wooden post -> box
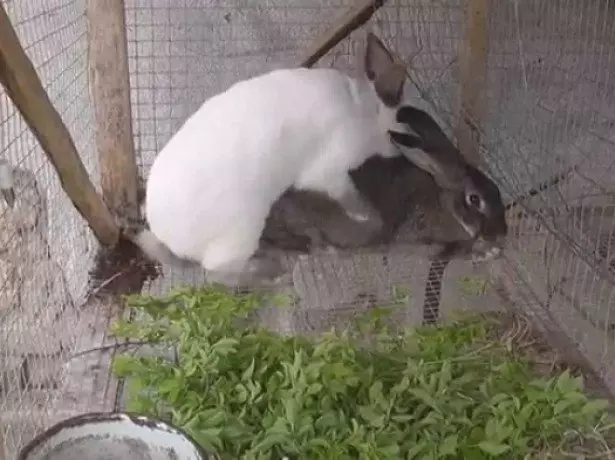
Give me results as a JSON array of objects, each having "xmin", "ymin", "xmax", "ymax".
[
  {"xmin": 0, "ymin": 2, "xmax": 119, "ymax": 246},
  {"xmin": 298, "ymin": 0, "xmax": 388, "ymax": 68},
  {"xmin": 456, "ymin": 0, "xmax": 490, "ymax": 166},
  {"xmin": 87, "ymin": 0, "xmax": 139, "ymax": 219}
]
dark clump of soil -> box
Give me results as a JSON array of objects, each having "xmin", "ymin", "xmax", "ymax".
[
  {"xmin": 88, "ymin": 235, "xmax": 160, "ymax": 298},
  {"xmin": 88, "ymin": 180, "xmax": 161, "ymax": 298}
]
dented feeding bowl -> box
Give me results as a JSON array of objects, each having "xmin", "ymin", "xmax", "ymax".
[{"xmin": 17, "ymin": 412, "xmax": 210, "ymax": 460}]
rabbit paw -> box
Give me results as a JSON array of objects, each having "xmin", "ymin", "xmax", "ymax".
[
  {"xmin": 343, "ymin": 209, "xmax": 384, "ymax": 240},
  {"xmin": 345, "ymin": 205, "xmax": 383, "ymax": 227},
  {"xmin": 471, "ymin": 246, "xmax": 501, "ymax": 264}
]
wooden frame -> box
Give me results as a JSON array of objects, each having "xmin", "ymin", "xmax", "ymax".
[
  {"xmin": 456, "ymin": 0, "xmax": 490, "ymax": 166},
  {"xmin": 87, "ymin": 0, "xmax": 140, "ymax": 220},
  {"xmin": 0, "ymin": 2, "xmax": 119, "ymax": 246}
]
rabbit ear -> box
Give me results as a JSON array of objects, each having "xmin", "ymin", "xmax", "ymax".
[
  {"xmin": 388, "ymin": 131, "xmax": 457, "ymax": 188},
  {"xmin": 396, "ymin": 105, "xmax": 457, "ymax": 151},
  {"xmin": 396, "ymin": 105, "xmax": 457, "ymax": 150},
  {"xmin": 392, "ymin": 106, "xmax": 471, "ymax": 189},
  {"xmin": 364, "ymin": 33, "xmax": 406, "ymax": 107},
  {"xmin": 387, "ymin": 131, "xmax": 423, "ymax": 149},
  {"xmin": 396, "ymin": 106, "xmax": 457, "ymax": 151}
]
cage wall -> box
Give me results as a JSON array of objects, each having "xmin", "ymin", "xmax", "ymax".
[
  {"xmin": 0, "ymin": 0, "xmax": 116, "ymax": 456},
  {"xmin": 482, "ymin": 0, "xmax": 615, "ymax": 395}
]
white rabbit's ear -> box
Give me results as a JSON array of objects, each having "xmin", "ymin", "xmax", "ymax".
[{"xmin": 365, "ymin": 33, "xmax": 406, "ymax": 107}]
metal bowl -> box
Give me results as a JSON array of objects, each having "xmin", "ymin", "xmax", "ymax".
[{"xmin": 17, "ymin": 412, "xmax": 210, "ymax": 460}]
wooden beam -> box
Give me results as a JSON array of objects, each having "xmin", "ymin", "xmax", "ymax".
[
  {"xmin": 298, "ymin": 0, "xmax": 388, "ymax": 68},
  {"xmin": 87, "ymin": 0, "xmax": 139, "ymax": 219},
  {"xmin": 0, "ymin": 2, "xmax": 119, "ymax": 246},
  {"xmin": 456, "ymin": 0, "xmax": 490, "ymax": 166}
]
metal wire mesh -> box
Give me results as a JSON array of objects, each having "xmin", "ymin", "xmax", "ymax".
[
  {"xmin": 397, "ymin": 0, "xmax": 615, "ymax": 395},
  {"xmin": 482, "ymin": 0, "xmax": 615, "ymax": 395},
  {"xmin": 0, "ymin": 1, "xmax": 118, "ymax": 456}
]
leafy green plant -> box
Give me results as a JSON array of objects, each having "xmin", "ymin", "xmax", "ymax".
[{"xmin": 111, "ymin": 287, "xmax": 615, "ymax": 460}]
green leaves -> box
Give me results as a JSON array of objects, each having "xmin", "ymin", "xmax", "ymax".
[
  {"xmin": 478, "ymin": 441, "xmax": 511, "ymax": 456},
  {"xmin": 581, "ymin": 398, "xmax": 610, "ymax": 416},
  {"xmin": 358, "ymin": 405, "xmax": 385, "ymax": 428},
  {"xmin": 439, "ymin": 434, "xmax": 458, "ymax": 456},
  {"xmin": 111, "ymin": 288, "xmax": 615, "ymax": 459}
]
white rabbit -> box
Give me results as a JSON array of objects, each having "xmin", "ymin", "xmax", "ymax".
[{"xmin": 129, "ymin": 33, "xmax": 410, "ymax": 287}]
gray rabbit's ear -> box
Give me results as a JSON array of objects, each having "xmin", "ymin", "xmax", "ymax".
[
  {"xmin": 396, "ymin": 106, "xmax": 457, "ymax": 151},
  {"xmin": 388, "ymin": 131, "xmax": 456, "ymax": 189},
  {"xmin": 364, "ymin": 33, "xmax": 406, "ymax": 107},
  {"xmin": 387, "ymin": 131, "xmax": 423, "ymax": 151}
]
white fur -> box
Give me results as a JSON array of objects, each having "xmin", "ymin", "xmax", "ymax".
[
  {"xmin": 141, "ymin": 67, "xmax": 406, "ymax": 275},
  {"xmin": 132, "ymin": 229, "xmax": 193, "ymax": 268}
]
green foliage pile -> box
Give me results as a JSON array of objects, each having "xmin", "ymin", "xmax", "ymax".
[{"xmin": 112, "ymin": 288, "xmax": 615, "ymax": 459}]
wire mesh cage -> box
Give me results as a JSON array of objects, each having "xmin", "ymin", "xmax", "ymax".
[{"xmin": 1, "ymin": 0, "xmax": 615, "ymax": 457}]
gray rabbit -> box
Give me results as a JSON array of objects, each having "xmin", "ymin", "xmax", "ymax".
[
  {"xmin": 260, "ymin": 105, "xmax": 507, "ymax": 261},
  {"xmin": 258, "ymin": 106, "xmax": 508, "ymax": 323}
]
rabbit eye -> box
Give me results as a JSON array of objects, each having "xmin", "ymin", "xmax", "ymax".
[{"xmin": 466, "ymin": 193, "xmax": 482, "ymax": 209}]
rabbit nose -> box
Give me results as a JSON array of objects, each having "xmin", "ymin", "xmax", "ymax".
[{"xmin": 1, "ymin": 187, "xmax": 15, "ymax": 208}]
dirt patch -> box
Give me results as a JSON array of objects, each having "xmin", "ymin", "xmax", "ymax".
[
  {"xmin": 88, "ymin": 236, "xmax": 160, "ymax": 299},
  {"xmin": 88, "ymin": 179, "xmax": 160, "ymax": 298},
  {"xmin": 486, "ymin": 310, "xmax": 612, "ymax": 403}
]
